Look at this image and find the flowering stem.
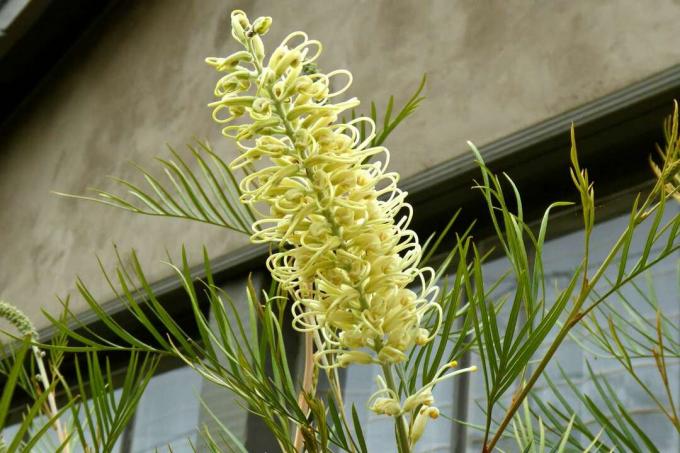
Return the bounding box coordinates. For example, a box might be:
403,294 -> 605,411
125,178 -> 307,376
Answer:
380,364 -> 411,453
33,347 -> 70,453
246,42 -> 363,451
0,302 -> 68,451
265,83 -> 358,450
227,24 -> 430,451
293,332 -> 314,451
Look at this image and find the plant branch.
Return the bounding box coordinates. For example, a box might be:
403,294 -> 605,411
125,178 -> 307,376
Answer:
381,364 -> 411,453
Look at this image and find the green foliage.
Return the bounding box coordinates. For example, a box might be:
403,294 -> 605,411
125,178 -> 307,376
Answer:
2,21 -> 679,450
350,74 -> 427,148
463,120 -> 680,451
55,141 -> 256,234
2,75 -> 429,452
45,245 -> 367,452
0,326 -> 156,452
64,351 -> 158,452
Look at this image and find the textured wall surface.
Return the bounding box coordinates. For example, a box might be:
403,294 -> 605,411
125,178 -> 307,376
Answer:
2,0 -> 680,329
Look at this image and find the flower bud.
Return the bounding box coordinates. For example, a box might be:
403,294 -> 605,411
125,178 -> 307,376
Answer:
377,345 -> 407,364
251,35 -> 265,62
337,350 -> 374,367
250,97 -> 272,120
205,51 -> 252,72
208,95 -> 255,109
414,328 -> 431,345
250,16 -> 272,36
370,397 -> 401,416
402,389 -> 434,412
339,329 -> 366,348
230,10 -> 250,42
274,49 -> 302,77
409,406 -> 439,445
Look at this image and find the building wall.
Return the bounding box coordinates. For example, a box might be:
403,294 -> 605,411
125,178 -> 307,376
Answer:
2,0 -> 680,329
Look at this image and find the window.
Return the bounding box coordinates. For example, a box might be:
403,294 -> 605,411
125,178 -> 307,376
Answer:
127,366 -> 203,452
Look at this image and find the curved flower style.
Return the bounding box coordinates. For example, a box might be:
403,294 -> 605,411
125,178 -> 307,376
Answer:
207,11 -> 441,369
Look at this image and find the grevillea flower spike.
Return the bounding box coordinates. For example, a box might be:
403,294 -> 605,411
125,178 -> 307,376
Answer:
209,8 -> 440,369
207,11 -> 475,449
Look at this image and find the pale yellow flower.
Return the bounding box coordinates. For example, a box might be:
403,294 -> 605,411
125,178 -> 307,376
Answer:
207,11 -> 479,447
207,10 -> 440,368
409,406 -> 440,446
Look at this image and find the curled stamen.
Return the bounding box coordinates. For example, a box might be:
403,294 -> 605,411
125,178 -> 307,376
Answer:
325,69 -> 354,98
208,9 -> 442,372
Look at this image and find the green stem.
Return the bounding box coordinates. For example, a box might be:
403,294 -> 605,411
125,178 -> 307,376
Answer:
484,192 -> 664,451
381,364 -> 411,453
484,319 -> 575,452
485,250 -> 592,451
33,346 -> 69,453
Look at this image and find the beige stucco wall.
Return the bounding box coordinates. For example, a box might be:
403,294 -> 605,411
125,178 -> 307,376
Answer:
2,0 -> 680,330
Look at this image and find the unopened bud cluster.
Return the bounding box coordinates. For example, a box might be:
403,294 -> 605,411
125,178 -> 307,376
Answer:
207,11 -> 441,367
368,361 -> 477,444
0,300 -> 37,338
